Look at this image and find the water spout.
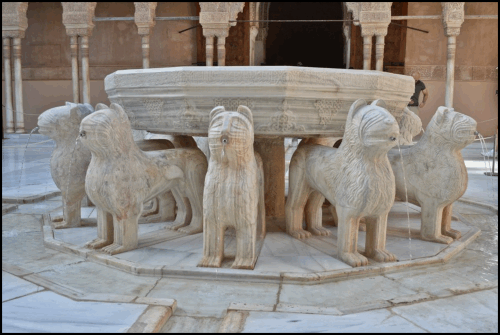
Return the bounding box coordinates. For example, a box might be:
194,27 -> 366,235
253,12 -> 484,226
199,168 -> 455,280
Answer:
397,142 -> 412,260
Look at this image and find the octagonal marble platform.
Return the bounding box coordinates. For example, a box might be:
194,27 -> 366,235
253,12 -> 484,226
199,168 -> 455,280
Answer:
44,202 -> 480,284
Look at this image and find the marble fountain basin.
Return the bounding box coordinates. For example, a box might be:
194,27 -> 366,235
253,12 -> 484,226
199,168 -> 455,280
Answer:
104,66 -> 415,137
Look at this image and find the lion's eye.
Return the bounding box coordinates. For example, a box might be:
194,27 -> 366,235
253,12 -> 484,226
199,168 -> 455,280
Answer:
80,131 -> 86,137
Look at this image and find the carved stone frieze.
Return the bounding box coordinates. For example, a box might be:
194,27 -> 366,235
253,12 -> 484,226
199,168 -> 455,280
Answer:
315,100 -> 343,125
134,2 -> 157,36
2,2 -> 28,39
400,65 -> 498,82
214,98 -> 256,110
258,100 -> 305,133
441,2 -> 465,36
61,2 -> 97,37
142,98 -> 163,124
346,2 -> 391,36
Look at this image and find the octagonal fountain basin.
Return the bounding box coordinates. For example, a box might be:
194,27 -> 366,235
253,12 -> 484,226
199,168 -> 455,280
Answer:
104,66 -> 415,138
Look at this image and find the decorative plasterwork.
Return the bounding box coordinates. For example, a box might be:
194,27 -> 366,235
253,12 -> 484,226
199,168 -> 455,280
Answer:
134,2 -> 157,36
401,65 -> 498,82
61,2 -> 97,37
346,2 -> 392,36
199,2 -> 245,38
2,2 -> 28,39
441,2 -> 465,36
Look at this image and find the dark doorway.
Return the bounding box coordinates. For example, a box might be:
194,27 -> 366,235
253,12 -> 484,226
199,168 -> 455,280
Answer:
265,2 -> 344,68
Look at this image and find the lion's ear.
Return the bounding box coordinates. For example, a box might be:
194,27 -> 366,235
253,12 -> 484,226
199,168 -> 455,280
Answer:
433,106 -> 450,125
110,103 -> 130,124
210,106 -> 225,120
237,105 -> 253,125
346,99 -> 367,125
95,103 -> 108,111
371,99 -> 387,109
77,103 -> 94,118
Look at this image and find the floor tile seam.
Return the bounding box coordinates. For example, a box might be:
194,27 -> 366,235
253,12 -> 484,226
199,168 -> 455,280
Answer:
273,277 -> 284,312
387,307 -> 432,333
144,276 -> 163,298
1,288 -> 48,304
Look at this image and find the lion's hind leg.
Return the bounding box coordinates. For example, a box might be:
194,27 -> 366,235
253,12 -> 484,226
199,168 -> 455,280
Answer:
101,207 -> 141,255
167,187 -> 192,231
420,199 -> 453,244
305,191 -> 331,236
336,206 -> 368,267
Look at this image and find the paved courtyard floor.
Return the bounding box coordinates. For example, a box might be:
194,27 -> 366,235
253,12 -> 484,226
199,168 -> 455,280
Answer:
2,133 -> 498,332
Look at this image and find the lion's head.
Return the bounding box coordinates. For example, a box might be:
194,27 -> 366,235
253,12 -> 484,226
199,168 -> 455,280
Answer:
425,107 -> 477,149
340,99 -> 400,157
79,103 -> 135,156
397,107 -> 422,145
208,105 -> 254,162
38,102 -> 94,142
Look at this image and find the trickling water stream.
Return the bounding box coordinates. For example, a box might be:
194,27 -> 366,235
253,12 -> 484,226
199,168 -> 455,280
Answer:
18,127 -> 39,188
397,142 -> 412,261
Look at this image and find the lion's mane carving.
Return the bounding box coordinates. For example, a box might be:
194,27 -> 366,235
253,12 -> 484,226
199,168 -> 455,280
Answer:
80,103 -> 207,255
286,99 -> 400,267
199,105 -> 265,269
397,107 -> 422,145
38,102 -> 94,229
389,107 -> 477,244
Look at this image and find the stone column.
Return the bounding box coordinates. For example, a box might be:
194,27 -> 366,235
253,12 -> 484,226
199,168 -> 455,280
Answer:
12,37 -> 24,133
249,25 -> 259,66
254,138 -> 285,219
199,2 -> 244,67
62,2 -> 96,104
3,38 -> 14,133
346,2 -> 391,71
134,2 -> 157,69
441,2 -> 465,108
216,35 -> 227,66
80,35 -> 90,104
205,35 -> 214,66
2,2 -> 28,133
70,35 -> 80,103
362,34 -> 373,70
375,33 -> 386,71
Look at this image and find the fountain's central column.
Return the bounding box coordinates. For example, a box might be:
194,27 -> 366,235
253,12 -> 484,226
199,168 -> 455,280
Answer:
254,138 -> 286,219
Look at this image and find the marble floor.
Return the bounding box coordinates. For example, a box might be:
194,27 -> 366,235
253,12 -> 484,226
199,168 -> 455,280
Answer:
2,133 -> 498,333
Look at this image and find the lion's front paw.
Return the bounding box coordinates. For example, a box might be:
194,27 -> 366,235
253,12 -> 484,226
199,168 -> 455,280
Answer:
369,249 -> 397,263
232,257 -> 257,270
421,233 -> 453,245
340,252 -> 368,267
289,229 -> 312,239
178,225 -> 203,235
53,220 -> 81,229
167,221 -> 188,231
309,227 -> 331,237
198,255 -> 222,268
101,243 -> 135,255
85,238 -> 112,249
442,228 -> 461,240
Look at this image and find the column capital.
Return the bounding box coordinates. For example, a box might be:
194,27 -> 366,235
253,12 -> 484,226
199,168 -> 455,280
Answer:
134,2 -> 157,36
2,2 -> 28,39
346,2 -> 391,36
62,2 -> 97,37
199,2 -> 245,38
441,2 -> 465,36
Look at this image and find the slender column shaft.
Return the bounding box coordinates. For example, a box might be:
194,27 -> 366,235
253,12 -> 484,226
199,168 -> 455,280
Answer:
217,36 -> 226,66
445,35 -> 456,108
80,36 -> 91,104
206,36 -> 214,67
362,35 -> 373,70
345,36 -> 351,69
3,38 -> 15,133
249,26 -> 258,66
141,35 -> 150,69
13,38 -> 24,133
375,35 -> 385,71
70,36 -> 80,103
253,138 -> 285,218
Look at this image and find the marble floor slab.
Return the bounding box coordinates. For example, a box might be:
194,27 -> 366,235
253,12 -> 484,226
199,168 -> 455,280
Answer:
241,309 -> 425,333
2,291 -> 148,333
2,271 -> 44,302
392,288 -> 498,333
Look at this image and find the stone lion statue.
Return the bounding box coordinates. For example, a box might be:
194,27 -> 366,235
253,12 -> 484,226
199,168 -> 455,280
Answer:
389,107 -> 477,244
286,99 -> 399,267
396,107 -> 422,145
199,105 -> 265,269
79,103 -> 207,255
38,102 -> 94,229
